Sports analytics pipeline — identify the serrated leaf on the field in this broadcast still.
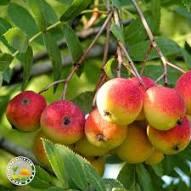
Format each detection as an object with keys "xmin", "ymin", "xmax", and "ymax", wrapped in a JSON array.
[
  {"xmin": 136, "ymin": 164, "xmax": 155, "ymax": 191},
  {"xmin": 117, "ymin": 163, "xmax": 136, "ymax": 189},
  {"xmin": 60, "ymin": 0, "xmax": 92, "ymax": 21},
  {"xmin": 43, "ymin": 139, "xmax": 106, "ymax": 191},
  {"xmin": 20, "ymin": 46, "xmax": 33, "ymax": 90},
  {"xmin": 0, "ymin": 0, "xmax": 10, "ymax": 5},
  {"xmin": 111, "ymin": 24, "xmax": 125, "ymax": 44},
  {"xmin": 8, "ymin": 3, "xmax": 39, "ymax": 38},
  {"xmin": 63, "ymin": 24, "xmax": 83, "ymax": 62},
  {"xmin": 4, "ymin": 27, "xmax": 28, "ymax": 52},
  {"xmin": 30, "ymin": 166, "xmax": 53, "ymax": 189},
  {"xmin": 43, "ymin": 32, "xmax": 62, "ymax": 82},
  {"xmin": 0, "ymin": 53, "xmax": 13, "ymax": 71},
  {"xmin": 28, "ymin": 0, "xmax": 57, "ymax": 30},
  {"xmin": 0, "ymin": 18, "xmax": 12, "ymax": 36}
]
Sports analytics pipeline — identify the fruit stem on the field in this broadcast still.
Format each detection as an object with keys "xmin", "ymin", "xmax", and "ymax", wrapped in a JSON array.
[
  {"xmin": 61, "ymin": 11, "xmax": 113, "ymax": 100},
  {"xmin": 39, "ymin": 79, "xmax": 67, "ymax": 94}
]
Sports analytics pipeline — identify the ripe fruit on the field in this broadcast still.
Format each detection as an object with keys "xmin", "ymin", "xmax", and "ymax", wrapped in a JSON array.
[
  {"xmin": 130, "ymin": 76, "xmax": 155, "ymax": 121},
  {"xmin": 176, "ymin": 71, "xmax": 191, "ymax": 114},
  {"xmin": 6, "ymin": 91, "xmax": 46, "ymax": 132},
  {"xmin": 144, "ymin": 86, "xmax": 185, "ymax": 130},
  {"xmin": 145, "ymin": 149, "xmax": 164, "ymax": 165},
  {"xmin": 147, "ymin": 117, "xmax": 191, "ymax": 155},
  {"xmin": 41, "ymin": 100, "xmax": 85, "ymax": 144},
  {"xmin": 85, "ymin": 109, "xmax": 127, "ymax": 149},
  {"xmin": 74, "ymin": 138, "xmax": 109, "ymax": 157},
  {"xmin": 86, "ymin": 157, "xmax": 105, "ymax": 176},
  {"xmin": 96, "ymin": 78, "xmax": 143, "ymax": 125},
  {"xmin": 116, "ymin": 124, "xmax": 153, "ymax": 163},
  {"xmin": 32, "ymin": 132, "xmax": 50, "ymax": 167}
]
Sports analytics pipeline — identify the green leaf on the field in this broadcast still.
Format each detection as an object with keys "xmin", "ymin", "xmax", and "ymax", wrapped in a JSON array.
[
  {"xmin": 117, "ymin": 163, "xmax": 136, "ymax": 189},
  {"xmin": 20, "ymin": 46, "xmax": 33, "ymax": 90},
  {"xmin": 0, "ymin": 53, "xmax": 13, "ymax": 71},
  {"xmin": 8, "ymin": 3, "xmax": 39, "ymax": 38},
  {"xmin": 111, "ymin": 24, "xmax": 125, "ymax": 44},
  {"xmin": 104, "ymin": 179, "xmax": 127, "ymax": 191},
  {"xmin": 0, "ymin": 0, "xmax": 10, "ymax": 5},
  {"xmin": 43, "ymin": 139, "xmax": 106, "ymax": 191},
  {"xmin": 4, "ymin": 27, "xmax": 28, "ymax": 52},
  {"xmin": 0, "ymin": 18, "xmax": 11, "ymax": 36},
  {"xmin": 112, "ymin": 0, "xmax": 131, "ymax": 8},
  {"xmin": 30, "ymin": 166, "xmax": 53, "ymax": 189},
  {"xmin": 72, "ymin": 91, "xmax": 94, "ymax": 113},
  {"xmin": 124, "ymin": 19, "xmax": 147, "ymax": 45},
  {"xmin": 48, "ymin": 187, "xmax": 77, "ymax": 191},
  {"xmin": 150, "ymin": 0, "xmax": 161, "ymax": 31},
  {"xmin": 63, "ymin": 24, "xmax": 83, "ymax": 62},
  {"xmin": 60, "ymin": 0, "xmax": 92, "ymax": 21},
  {"xmin": 43, "ymin": 32, "xmax": 62, "ymax": 82},
  {"xmin": 136, "ymin": 164, "xmax": 155, "ymax": 191},
  {"xmin": 129, "ymin": 37, "xmax": 181, "ymax": 61},
  {"xmin": 104, "ymin": 58, "xmax": 116, "ymax": 79},
  {"xmin": 27, "ymin": 0, "xmax": 57, "ymax": 30}
]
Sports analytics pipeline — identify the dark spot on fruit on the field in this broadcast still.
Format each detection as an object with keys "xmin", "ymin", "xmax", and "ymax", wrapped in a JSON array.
[
  {"xmin": 177, "ymin": 119, "xmax": 182, "ymax": 125},
  {"xmin": 21, "ymin": 98, "xmax": 31, "ymax": 105},
  {"xmin": 94, "ymin": 156, "xmax": 100, "ymax": 160},
  {"xmin": 104, "ymin": 111, "xmax": 111, "ymax": 117},
  {"xmin": 96, "ymin": 134, "xmax": 105, "ymax": 142},
  {"xmin": 173, "ymin": 144, "xmax": 179, "ymax": 151},
  {"xmin": 63, "ymin": 117, "xmax": 71, "ymax": 126}
]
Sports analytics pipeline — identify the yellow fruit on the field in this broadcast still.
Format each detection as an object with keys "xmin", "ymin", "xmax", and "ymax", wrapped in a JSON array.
[
  {"xmin": 145, "ymin": 150, "xmax": 164, "ymax": 165},
  {"xmin": 116, "ymin": 124, "xmax": 153, "ymax": 163}
]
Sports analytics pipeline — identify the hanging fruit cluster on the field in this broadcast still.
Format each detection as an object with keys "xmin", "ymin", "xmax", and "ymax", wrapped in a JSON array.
[{"xmin": 5, "ymin": 71, "xmax": 191, "ymax": 175}]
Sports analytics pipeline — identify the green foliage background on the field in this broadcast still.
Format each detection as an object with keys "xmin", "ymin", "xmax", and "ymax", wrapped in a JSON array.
[{"xmin": 0, "ymin": 0, "xmax": 191, "ymax": 190}]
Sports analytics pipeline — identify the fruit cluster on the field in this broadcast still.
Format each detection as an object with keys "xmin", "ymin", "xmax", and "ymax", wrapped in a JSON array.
[{"xmin": 5, "ymin": 71, "xmax": 191, "ymax": 175}]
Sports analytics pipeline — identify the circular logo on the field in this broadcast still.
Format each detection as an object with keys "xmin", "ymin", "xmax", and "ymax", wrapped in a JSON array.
[{"xmin": 6, "ymin": 156, "xmax": 36, "ymax": 186}]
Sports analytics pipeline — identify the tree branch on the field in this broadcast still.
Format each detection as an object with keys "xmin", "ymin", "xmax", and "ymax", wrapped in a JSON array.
[{"xmin": 0, "ymin": 137, "xmax": 38, "ymax": 164}]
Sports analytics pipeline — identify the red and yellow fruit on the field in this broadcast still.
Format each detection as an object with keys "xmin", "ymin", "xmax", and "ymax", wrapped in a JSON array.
[
  {"xmin": 6, "ymin": 91, "xmax": 46, "ymax": 132},
  {"xmin": 176, "ymin": 71, "xmax": 191, "ymax": 115},
  {"xmin": 147, "ymin": 117, "xmax": 191, "ymax": 155},
  {"xmin": 130, "ymin": 76, "xmax": 155, "ymax": 121},
  {"xmin": 41, "ymin": 100, "xmax": 85, "ymax": 144},
  {"xmin": 96, "ymin": 78, "xmax": 143, "ymax": 125},
  {"xmin": 85, "ymin": 109, "xmax": 127, "ymax": 149},
  {"xmin": 144, "ymin": 86, "xmax": 185, "ymax": 130}
]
